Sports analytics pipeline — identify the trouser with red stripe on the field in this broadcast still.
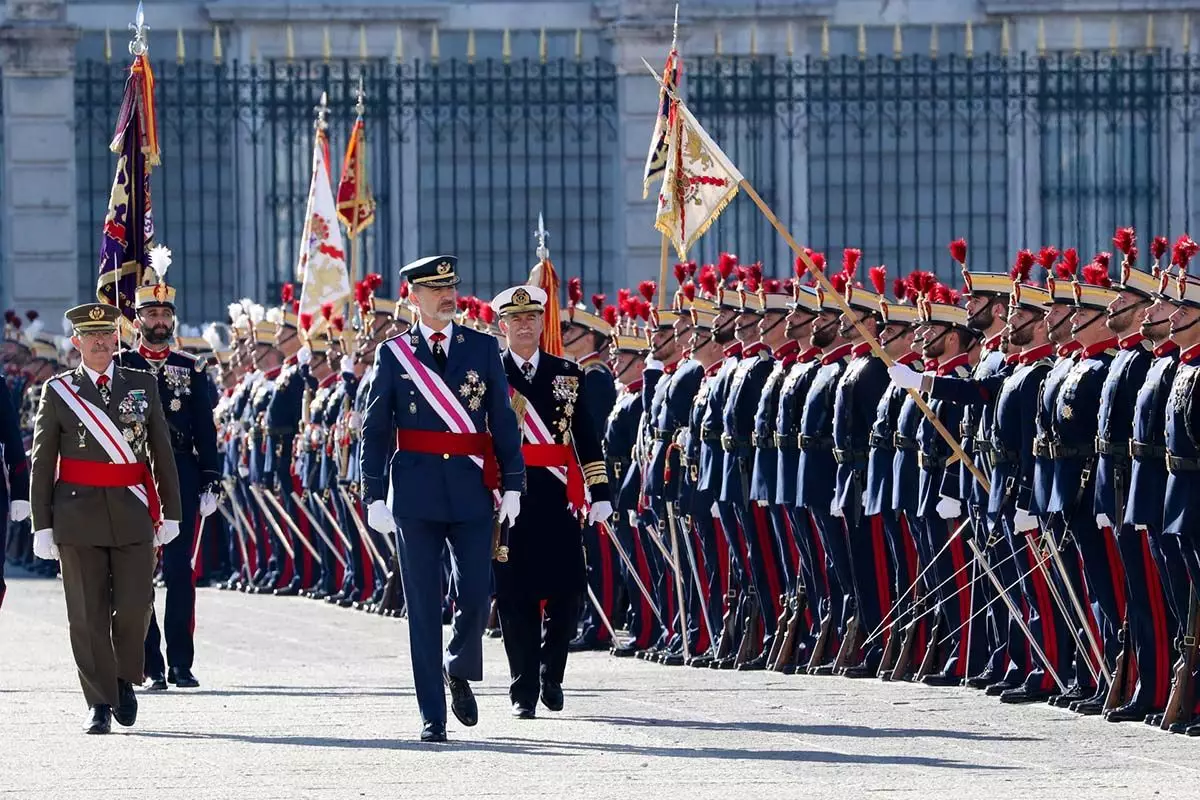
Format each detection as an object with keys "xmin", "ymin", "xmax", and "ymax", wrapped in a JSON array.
[
  {"xmin": 715, "ymin": 499, "xmax": 776, "ymax": 656},
  {"xmin": 878, "ymin": 510, "xmax": 917, "ymax": 647},
  {"xmin": 842, "ymin": 511, "xmax": 893, "ymax": 669},
  {"xmin": 809, "ymin": 506, "xmax": 850, "ymax": 657},
  {"xmin": 1117, "ymin": 524, "xmax": 1175, "ymax": 710},
  {"xmin": 1048, "ymin": 512, "xmax": 1102, "ymax": 693},
  {"xmin": 790, "ymin": 506, "xmax": 831, "ymax": 651},
  {"xmin": 734, "ymin": 500, "xmax": 788, "ymax": 652},
  {"xmin": 1069, "ymin": 508, "xmax": 1126, "ymax": 681},
  {"xmin": 638, "ymin": 509, "xmax": 678, "ymax": 650},
  {"xmin": 613, "ymin": 515, "xmax": 658, "ymax": 648},
  {"xmin": 1007, "ymin": 518, "xmax": 1067, "ymax": 692},
  {"xmin": 1150, "ymin": 529, "xmax": 1192, "ymax": 642},
  {"xmin": 691, "ymin": 487, "xmax": 724, "ymax": 655},
  {"xmin": 969, "ymin": 512, "xmax": 1012, "ymax": 681},
  {"xmin": 145, "ymin": 457, "xmax": 201, "ymax": 675},
  {"xmin": 578, "ymin": 522, "xmax": 617, "ymax": 645}
]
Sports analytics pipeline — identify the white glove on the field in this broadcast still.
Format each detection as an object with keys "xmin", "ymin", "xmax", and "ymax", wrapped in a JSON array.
[
  {"xmin": 297, "ymin": 346, "xmax": 312, "ymax": 366},
  {"xmin": 830, "ymin": 499, "xmax": 843, "ymax": 518},
  {"xmin": 936, "ymin": 496, "xmax": 962, "ymax": 520},
  {"xmin": 367, "ymin": 499, "xmax": 397, "ymax": 534},
  {"xmin": 199, "ymin": 491, "xmax": 218, "ymax": 519},
  {"xmin": 628, "ymin": 509, "xmax": 639, "ymax": 527},
  {"xmin": 348, "ymin": 411, "xmax": 363, "ymax": 431},
  {"xmin": 1096, "ymin": 513, "xmax": 1112, "ymax": 530},
  {"xmin": 33, "ymin": 529, "xmax": 58, "ymax": 560},
  {"xmin": 888, "ymin": 363, "xmax": 924, "ymax": 390},
  {"xmin": 154, "ymin": 520, "xmax": 181, "ymax": 547},
  {"xmin": 497, "ymin": 490, "xmax": 522, "ymax": 527},
  {"xmin": 9, "ymin": 499, "xmax": 30, "ymax": 522},
  {"xmin": 587, "ymin": 500, "xmax": 614, "ymax": 526},
  {"xmin": 237, "ymin": 463, "xmax": 250, "ymax": 478},
  {"xmin": 1013, "ymin": 508, "xmax": 1038, "ymax": 533}
]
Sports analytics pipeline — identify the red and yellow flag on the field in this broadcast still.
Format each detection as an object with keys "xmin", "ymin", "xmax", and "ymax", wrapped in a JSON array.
[{"xmin": 336, "ymin": 117, "xmax": 375, "ymax": 237}]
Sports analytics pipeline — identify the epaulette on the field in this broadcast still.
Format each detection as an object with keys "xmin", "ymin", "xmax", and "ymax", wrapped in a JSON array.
[{"xmin": 116, "ymin": 365, "xmax": 152, "ymax": 377}]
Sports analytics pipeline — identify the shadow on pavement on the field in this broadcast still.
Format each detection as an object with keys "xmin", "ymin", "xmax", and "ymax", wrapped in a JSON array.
[{"xmin": 573, "ymin": 715, "xmax": 1041, "ymax": 743}]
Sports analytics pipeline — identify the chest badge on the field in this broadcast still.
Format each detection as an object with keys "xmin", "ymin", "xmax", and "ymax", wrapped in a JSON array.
[
  {"xmin": 169, "ymin": 397, "xmax": 182, "ymax": 412},
  {"xmin": 459, "ymin": 369, "xmax": 486, "ymax": 411}
]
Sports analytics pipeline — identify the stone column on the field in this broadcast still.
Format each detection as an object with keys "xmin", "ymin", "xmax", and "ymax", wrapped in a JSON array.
[{"xmin": 0, "ymin": 1, "xmax": 80, "ymax": 328}]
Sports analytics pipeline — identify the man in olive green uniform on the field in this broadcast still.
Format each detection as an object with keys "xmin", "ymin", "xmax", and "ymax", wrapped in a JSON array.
[{"xmin": 30, "ymin": 303, "xmax": 182, "ymax": 734}]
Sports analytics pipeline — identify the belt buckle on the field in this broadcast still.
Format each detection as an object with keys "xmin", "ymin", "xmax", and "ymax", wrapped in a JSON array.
[
  {"xmin": 720, "ymin": 433, "xmax": 734, "ymax": 451},
  {"xmin": 1184, "ymin": 635, "xmax": 1198, "ymax": 648},
  {"xmin": 773, "ymin": 433, "xmax": 783, "ymax": 448},
  {"xmin": 689, "ymin": 464, "xmax": 698, "ymax": 482}
]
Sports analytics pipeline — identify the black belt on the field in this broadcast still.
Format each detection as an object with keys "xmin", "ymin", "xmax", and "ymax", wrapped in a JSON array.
[
  {"xmin": 893, "ymin": 433, "xmax": 917, "ymax": 451},
  {"xmin": 774, "ymin": 431, "xmax": 798, "ymax": 450},
  {"xmin": 800, "ymin": 434, "xmax": 833, "ymax": 452},
  {"xmin": 869, "ymin": 431, "xmax": 894, "ymax": 449},
  {"xmin": 1033, "ymin": 434, "xmax": 1051, "ymax": 458},
  {"xmin": 917, "ymin": 452, "xmax": 946, "ymax": 470},
  {"xmin": 1095, "ymin": 436, "xmax": 1129, "ymax": 457},
  {"xmin": 266, "ymin": 426, "xmax": 296, "ymax": 438},
  {"xmin": 988, "ymin": 445, "xmax": 1020, "ymax": 465},
  {"xmin": 1166, "ymin": 452, "xmax": 1200, "ymax": 473},
  {"xmin": 700, "ymin": 428, "xmax": 721, "ymax": 444},
  {"xmin": 652, "ymin": 429, "xmax": 675, "ymax": 442},
  {"xmin": 1131, "ymin": 441, "xmax": 1166, "ymax": 460},
  {"xmin": 751, "ymin": 432, "xmax": 776, "ymax": 450},
  {"xmin": 1049, "ymin": 442, "xmax": 1094, "ymax": 459},
  {"xmin": 721, "ymin": 434, "xmax": 750, "ymax": 452},
  {"xmin": 833, "ymin": 448, "xmax": 867, "ymax": 465}
]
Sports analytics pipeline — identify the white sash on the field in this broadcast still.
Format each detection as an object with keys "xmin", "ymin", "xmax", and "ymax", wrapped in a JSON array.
[
  {"xmin": 510, "ymin": 386, "xmax": 568, "ymax": 487},
  {"xmin": 49, "ymin": 378, "xmax": 149, "ymax": 507}
]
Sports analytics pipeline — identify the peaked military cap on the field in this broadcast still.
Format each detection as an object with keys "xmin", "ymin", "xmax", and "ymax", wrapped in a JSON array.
[
  {"xmin": 492, "ymin": 285, "xmax": 547, "ymax": 315},
  {"xmin": 401, "ymin": 255, "xmax": 460, "ymax": 288},
  {"xmin": 66, "ymin": 302, "xmax": 121, "ymax": 334},
  {"xmin": 135, "ymin": 245, "xmax": 177, "ymax": 311}
]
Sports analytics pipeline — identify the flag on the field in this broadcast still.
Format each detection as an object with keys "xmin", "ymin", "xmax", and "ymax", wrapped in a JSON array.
[
  {"xmin": 336, "ymin": 117, "xmax": 375, "ymax": 237},
  {"xmin": 97, "ymin": 51, "xmax": 160, "ymax": 321},
  {"xmin": 655, "ymin": 100, "xmax": 744, "ymax": 260},
  {"xmin": 642, "ymin": 48, "xmax": 680, "ymax": 199},
  {"xmin": 297, "ymin": 129, "xmax": 351, "ymax": 317},
  {"xmin": 528, "ymin": 257, "xmax": 563, "ymax": 356}
]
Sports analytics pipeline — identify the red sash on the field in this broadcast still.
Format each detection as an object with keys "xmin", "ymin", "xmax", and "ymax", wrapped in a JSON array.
[
  {"xmin": 59, "ymin": 457, "xmax": 162, "ymax": 524},
  {"xmin": 394, "ymin": 429, "xmax": 500, "ymax": 491},
  {"xmin": 522, "ymin": 443, "xmax": 585, "ymax": 509}
]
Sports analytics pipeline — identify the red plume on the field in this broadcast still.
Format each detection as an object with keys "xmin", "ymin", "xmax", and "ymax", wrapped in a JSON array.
[
  {"xmin": 685, "ymin": 260, "xmax": 698, "ymax": 277},
  {"xmin": 829, "ymin": 270, "xmax": 849, "ymax": 295},
  {"xmin": 907, "ymin": 270, "xmax": 936, "ymax": 297},
  {"xmin": 1035, "ymin": 246, "xmax": 1059, "ymax": 271},
  {"xmin": 638, "ymin": 280, "xmax": 657, "ymax": 302},
  {"xmin": 673, "ymin": 263, "xmax": 687, "ymax": 283},
  {"xmin": 591, "ymin": 293, "xmax": 606, "ymax": 311},
  {"xmin": 291, "ymin": 301, "xmax": 300, "ymax": 316},
  {"xmin": 637, "ymin": 299, "xmax": 651, "ymax": 321},
  {"xmin": 1152, "ymin": 235, "xmax": 1169, "ymax": 262},
  {"xmin": 763, "ymin": 278, "xmax": 781, "ymax": 294},
  {"xmin": 1082, "ymin": 262, "xmax": 1112, "ymax": 288},
  {"xmin": 868, "ymin": 265, "xmax": 887, "ymax": 294},
  {"xmin": 842, "ymin": 248, "xmax": 862, "ymax": 278},
  {"xmin": 456, "ymin": 296, "xmax": 471, "ymax": 313},
  {"xmin": 281, "ymin": 283, "xmax": 295, "ymax": 304},
  {"xmin": 601, "ymin": 305, "xmax": 618, "ymax": 326},
  {"xmin": 299, "ymin": 312, "xmax": 313, "ymax": 331},
  {"xmin": 1113, "ymin": 227, "xmax": 1136, "ymax": 256},
  {"xmin": 480, "ymin": 304, "xmax": 496, "ymax": 324},
  {"xmin": 365, "ymin": 273, "xmax": 384, "ymax": 291},
  {"xmin": 718, "ymin": 252, "xmax": 738, "ymax": 280},
  {"xmin": 948, "ymin": 238, "xmax": 968, "ymax": 265},
  {"xmin": 354, "ymin": 281, "xmax": 370, "ymax": 305},
  {"xmin": 681, "ymin": 282, "xmax": 696, "ymax": 301},
  {"xmin": 1010, "ymin": 249, "xmax": 1035, "ymax": 282},
  {"xmin": 568, "ymin": 277, "xmax": 583, "ymax": 305},
  {"xmin": 698, "ymin": 266, "xmax": 719, "ymax": 296},
  {"xmin": 332, "ymin": 315, "xmax": 345, "ymax": 332},
  {"xmin": 617, "ymin": 288, "xmax": 631, "ymax": 305},
  {"xmin": 398, "ymin": 281, "xmax": 410, "ymax": 299},
  {"xmin": 746, "ymin": 262, "xmax": 763, "ymax": 286},
  {"xmin": 1093, "ymin": 251, "xmax": 1112, "ymax": 271},
  {"xmin": 780, "ymin": 278, "xmax": 795, "ymax": 296},
  {"xmin": 892, "ymin": 277, "xmax": 907, "ymax": 301},
  {"xmin": 320, "ymin": 302, "xmax": 334, "ymax": 320},
  {"xmin": 1058, "ymin": 248, "xmax": 1080, "ymax": 279},
  {"xmin": 1173, "ymin": 236, "xmax": 1200, "ymax": 270},
  {"xmin": 466, "ymin": 299, "xmax": 480, "ymax": 321}
]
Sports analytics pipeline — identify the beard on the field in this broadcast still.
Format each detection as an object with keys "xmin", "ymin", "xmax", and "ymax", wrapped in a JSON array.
[
  {"xmin": 1009, "ymin": 321, "xmax": 1035, "ymax": 348},
  {"xmin": 142, "ymin": 323, "xmax": 173, "ymax": 346},
  {"xmin": 968, "ymin": 302, "xmax": 995, "ymax": 332},
  {"xmin": 811, "ymin": 323, "xmax": 836, "ymax": 349}
]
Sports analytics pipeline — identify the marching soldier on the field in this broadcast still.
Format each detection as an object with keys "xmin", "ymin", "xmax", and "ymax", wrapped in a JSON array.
[
  {"xmin": 116, "ymin": 246, "xmax": 221, "ymax": 691},
  {"xmin": 30, "ymin": 302, "xmax": 182, "ymax": 734},
  {"xmin": 359, "ymin": 255, "xmax": 525, "ymax": 743},
  {"xmin": 0, "ymin": 359, "xmax": 30, "ymax": 608},
  {"xmin": 490, "ymin": 284, "xmax": 612, "ymax": 716}
]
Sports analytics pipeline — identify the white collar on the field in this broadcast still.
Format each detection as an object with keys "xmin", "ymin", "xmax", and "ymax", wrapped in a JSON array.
[
  {"xmin": 511, "ymin": 349, "xmax": 541, "ymax": 376},
  {"xmin": 418, "ymin": 320, "xmax": 453, "ymax": 355},
  {"xmin": 81, "ymin": 361, "xmax": 115, "ymax": 387}
]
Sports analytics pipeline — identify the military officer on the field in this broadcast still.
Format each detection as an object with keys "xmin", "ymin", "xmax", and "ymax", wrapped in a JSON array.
[
  {"xmin": 359, "ymin": 255, "xmax": 525, "ymax": 743},
  {"xmin": 30, "ymin": 302, "xmax": 182, "ymax": 734},
  {"xmin": 0, "ymin": 356, "xmax": 31, "ymax": 608},
  {"xmin": 116, "ymin": 245, "xmax": 220, "ymax": 691}
]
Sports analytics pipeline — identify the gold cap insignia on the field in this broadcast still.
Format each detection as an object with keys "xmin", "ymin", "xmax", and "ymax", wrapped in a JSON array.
[
  {"xmin": 89, "ymin": 307, "xmax": 105, "ymax": 321},
  {"xmin": 437, "ymin": 261, "xmax": 451, "ymax": 274},
  {"xmin": 513, "ymin": 288, "xmax": 531, "ymax": 306}
]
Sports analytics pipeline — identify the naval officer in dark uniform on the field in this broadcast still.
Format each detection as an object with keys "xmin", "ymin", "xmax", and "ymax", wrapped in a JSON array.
[
  {"xmin": 116, "ymin": 245, "xmax": 221, "ymax": 691},
  {"xmin": 491, "ymin": 285, "xmax": 612, "ymax": 717},
  {"xmin": 360, "ymin": 255, "xmax": 525, "ymax": 743}
]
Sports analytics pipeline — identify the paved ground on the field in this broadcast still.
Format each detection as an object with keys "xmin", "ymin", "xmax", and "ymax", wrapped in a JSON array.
[{"xmin": 2, "ymin": 571, "xmax": 1196, "ymax": 799}]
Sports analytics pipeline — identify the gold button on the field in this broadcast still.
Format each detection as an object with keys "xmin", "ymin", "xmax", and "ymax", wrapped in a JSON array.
[{"xmin": 443, "ymin": 453, "xmax": 450, "ymax": 460}]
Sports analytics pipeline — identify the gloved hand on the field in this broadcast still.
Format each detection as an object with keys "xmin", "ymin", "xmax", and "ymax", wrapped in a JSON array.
[
  {"xmin": 830, "ymin": 499, "xmax": 843, "ymax": 518},
  {"xmin": 628, "ymin": 509, "xmax": 639, "ymax": 528},
  {"xmin": 1013, "ymin": 508, "xmax": 1038, "ymax": 533},
  {"xmin": 587, "ymin": 500, "xmax": 614, "ymax": 526},
  {"xmin": 367, "ymin": 499, "xmax": 397, "ymax": 534},
  {"xmin": 1096, "ymin": 513, "xmax": 1112, "ymax": 530},
  {"xmin": 887, "ymin": 363, "xmax": 923, "ymax": 390},
  {"xmin": 297, "ymin": 346, "xmax": 312, "ymax": 366},
  {"xmin": 497, "ymin": 490, "xmax": 522, "ymax": 527},
  {"xmin": 237, "ymin": 463, "xmax": 250, "ymax": 478},
  {"xmin": 154, "ymin": 520, "xmax": 181, "ymax": 547},
  {"xmin": 9, "ymin": 499, "xmax": 30, "ymax": 522},
  {"xmin": 199, "ymin": 491, "xmax": 218, "ymax": 519},
  {"xmin": 935, "ymin": 496, "xmax": 962, "ymax": 520},
  {"xmin": 33, "ymin": 529, "xmax": 58, "ymax": 560}
]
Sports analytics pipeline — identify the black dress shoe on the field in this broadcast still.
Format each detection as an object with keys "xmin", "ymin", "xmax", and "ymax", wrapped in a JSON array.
[
  {"xmin": 966, "ymin": 671, "xmax": 999, "ymax": 690},
  {"xmin": 1105, "ymin": 703, "xmax": 1157, "ymax": 723},
  {"xmin": 1000, "ymin": 686, "xmax": 1056, "ymax": 704},
  {"xmin": 146, "ymin": 673, "xmax": 168, "ymax": 691},
  {"xmin": 274, "ymin": 584, "xmax": 300, "ymax": 597},
  {"xmin": 1145, "ymin": 713, "xmax": 1165, "ymax": 727},
  {"xmin": 512, "ymin": 702, "xmax": 536, "ymax": 719},
  {"xmin": 420, "ymin": 721, "xmax": 447, "ymax": 742},
  {"xmin": 85, "ymin": 705, "xmax": 112, "ymax": 735},
  {"xmin": 568, "ymin": 637, "xmax": 605, "ymax": 652},
  {"xmin": 1072, "ymin": 699, "xmax": 1105, "ymax": 716},
  {"xmin": 687, "ymin": 656, "xmax": 713, "ymax": 668},
  {"xmin": 611, "ymin": 644, "xmax": 639, "ymax": 658},
  {"xmin": 338, "ymin": 596, "xmax": 356, "ymax": 608},
  {"xmin": 661, "ymin": 652, "xmax": 685, "ymax": 667},
  {"xmin": 737, "ymin": 655, "xmax": 767, "ymax": 672},
  {"xmin": 984, "ymin": 680, "xmax": 1015, "ymax": 697},
  {"xmin": 843, "ymin": 665, "xmax": 878, "ymax": 679},
  {"xmin": 922, "ymin": 673, "xmax": 964, "ymax": 687},
  {"xmin": 811, "ymin": 662, "xmax": 837, "ymax": 676},
  {"xmin": 540, "ymin": 681, "xmax": 564, "ymax": 711},
  {"xmin": 113, "ymin": 680, "xmax": 138, "ymax": 727},
  {"xmin": 1050, "ymin": 683, "xmax": 1092, "ymax": 708},
  {"xmin": 168, "ymin": 667, "xmax": 200, "ymax": 688},
  {"xmin": 444, "ymin": 669, "xmax": 478, "ymax": 727}
]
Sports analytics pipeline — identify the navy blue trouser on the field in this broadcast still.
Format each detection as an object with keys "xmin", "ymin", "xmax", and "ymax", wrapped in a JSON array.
[{"xmin": 146, "ymin": 458, "xmax": 201, "ymax": 674}]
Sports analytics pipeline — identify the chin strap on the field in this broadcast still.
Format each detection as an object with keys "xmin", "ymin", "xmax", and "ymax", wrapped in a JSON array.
[
  {"xmin": 1172, "ymin": 316, "xmax": 1200, "ymax": 337},
  {"xmin": 1073, "ymin": 309, "xmax": 1106, "ymax": 337}
]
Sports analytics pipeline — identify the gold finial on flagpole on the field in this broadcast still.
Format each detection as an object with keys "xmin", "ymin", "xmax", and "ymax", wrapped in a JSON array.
[
  {"xmin": 502, "ymin": 28, "xmax": 511, "ymax": 64},
  {"xmin": 105, "ymin": 27, "xmax": 112, "ymax": 62},
  {"xmin": 431, "ymin": 26, "xmax": 440, "ymax": 64},
  {"xmin": 857, "ymin": 24, "xmax": 866, "ymax": 59},
  {"xmin": 575, "ymin": 28, "xmax": 583, "ymax": 61},
  {"xmin": 1037, "ymin": 18, "xmax": 1046, "ymax": 57},
  {"xmin": 176, "ymin": 27, "xmax": 185, "ymax": 64},
  {"xmin": 323, "ymin": 26, "xmax": 332, "ymax": 63},
  {"xmin": 394, "ymin": 25, "xmax": 404, "ymax": 63},
  {"xmin": 539, "ymin": 27, "xmax": 547, "ymax": 63},
  {"xmin": 1110, "ymin": 17, "xmax": 1119, "ymax": 54},
  {"xmin": 821, "ymin": 21, "xmax": 830, "ymax": 59},
  {"xmin": 965, "ymin": 20, "xmax": 974, "ymax": 59},
  {"xmin": 929, "ymin": 24, "xmax": 939, "ymax": 59},
  {"xmin": 1074, "ymin": 17, "xmax": 1083, "ymax": 55},
  {"xmin": 129, "ymin": 1, "xmax": 149, "ymax": 57},
  {"xmin": 467, "ymin": 29, "xmax": 476, "ymax": 64},
  {"xmin": 1001, "ymin": 18, "xmax": 1011, "ymax": 57},
  {"xmin": 893, "ymin": 23, "xmax": 902, "ymax": 60},
  {"xmin": 213, "ymin": 26, "xmax": 223, "ymax": 64},
  {"xmin": 286, "ymin": 25, "xmax": 295, "ymax": 62},
  {"xmin": 786, "ymin": 22, "xmax": 794, "ymax": 57},
  {"xmin": 1146, "ymin": 15, "xmax": 1155, "ymax": 52},
  {"xmin": 359, "ymin": 24, "xmax": 369, "ymax": 61}
]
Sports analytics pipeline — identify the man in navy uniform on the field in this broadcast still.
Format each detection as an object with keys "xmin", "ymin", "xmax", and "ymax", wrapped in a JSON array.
[
  {"xmin": 117, "ymin": 245, "xmax": 220, "ymax": 690},
  {"xmin": 0, "ymin": 362, "xmax": 30, "ymax": 608},
  {"xmin": 360, "ymin": 255, "xmax": 524, "ymax": 743},
  {"xmin": 491, "ymin": 284, "xmax": 612, "ymax": 717}
]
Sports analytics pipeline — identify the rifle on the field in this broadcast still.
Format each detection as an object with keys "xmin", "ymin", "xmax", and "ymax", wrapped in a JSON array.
[
  {"xmin": 771, "ymin": 589, "xmax": 807, "ymax": 673},
  {"xmin": 1162, "ymin": 588, "xmax": 1199, "ymax": 730},
  {"xmin": 805, "ymin": 611, "xmax": 834, "ymax": 673},
  {"xmin": 765, "ymin": 592, "xmax": 791, "ymax": 669}
]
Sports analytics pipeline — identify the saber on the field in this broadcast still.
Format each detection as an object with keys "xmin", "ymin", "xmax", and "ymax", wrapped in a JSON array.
[
  {"xmin": 256, "ymin": 485, "xmax": 325, "ymax": 565},
  {"xmin": 1025, "ymin": 530, "xmax": 1103, "ymax": 684},
  {"xmin": 216, "ymin": 500, "xmax": 252, "ymax": 580},
  {"xmin": 669, "ymin": 501, "xmax": 720, "ymax": 658},
  {"xmin": 1042, "ymin": 528, "xmax": 1112, "ymax": 685},
  {"xmin": 339, "ymin": 484, "xmax": 398, "ymax": 559},
  {"xmin": 968, "ymin": 538, "xmax": 1067, "ymax": 692},
  {"xmin": 597, "ymin": 520, "xmax": 667, "ymax": 628},
  {"xmin": 221, "ymin": 478, "xmax": 259, "ymax": 546},
  {"xmin": 662, "ymin": 505, "xmax": 691, "ymax": 662},
  {"xmin": 190, "ymin": 519, "xmax": 205, "ymax": 571},
  {"xmin": 315, "ymin": 490, "xmax": 387, "ymax": 574},
  {"xmin": 287, "ymin": 490, "xmax": 348, "ymax": 569},
  {"xmin": 245, "ymin": 483, "xmax": 296, "ymax": 560},
  {"xmin": 582, "ymin": 557, "xmax": 623, "ymax": 646}
]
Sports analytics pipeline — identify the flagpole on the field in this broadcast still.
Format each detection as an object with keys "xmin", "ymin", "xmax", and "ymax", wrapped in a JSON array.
[
  {"xmin": 657, "ymin": 236, "xmax": 670, "ymax": 310},
  {"xmin": 351, "ymin": 77, "xmax": 365, "ymax": 287}
]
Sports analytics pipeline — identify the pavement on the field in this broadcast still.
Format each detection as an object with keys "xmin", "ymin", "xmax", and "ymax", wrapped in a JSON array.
[{"xmin": 2, "ymin": 571, "xmax": 1197, "ymax": 800}]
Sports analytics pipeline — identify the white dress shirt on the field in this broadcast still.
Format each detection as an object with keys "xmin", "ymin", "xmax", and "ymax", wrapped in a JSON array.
[
  {"xmin": 418, "ymin": 320, "xmax": 453, "ymax": 357},
  {"xmin": 510, "ymin": 349, "xmax": 541, "ymax": 379},
  {"xmin": 81, "ymin": 361, "xmax": 115, "ymax": 389}
]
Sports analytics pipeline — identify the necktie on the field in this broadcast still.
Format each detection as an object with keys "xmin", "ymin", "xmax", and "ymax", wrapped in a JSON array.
[
  {"xmin": 96, "ymin": 374, "xmax": 111, "ymax": 406},
  {"xmin": 430, "ymin": 332, "xmax": 447, "ymax": 372},
  {"xmin": 521, "ymin": 361, "xmax": 535, "ymax": 381}
]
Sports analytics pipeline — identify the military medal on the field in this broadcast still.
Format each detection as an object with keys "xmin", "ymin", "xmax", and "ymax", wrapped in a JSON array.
[
  {"xmin": 77, "ymin": 424, "xmax": 87, "ymax": 449},
  {"xmin": 170, "ymin": 398, "xmax": 182, "ymax": 412},
  {"xmin": 409, "ymin": 402, "xmax": 417, "ymax": 414}
]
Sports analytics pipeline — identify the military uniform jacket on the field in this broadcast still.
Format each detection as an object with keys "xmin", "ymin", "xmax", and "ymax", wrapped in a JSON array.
[
  {"xmin": 359, "ymin": 324, "xmax": 525, "ymax": 524},
  {"xmin": 642, "ymin": 360, "xmax": 678, "ymax": 502},
  {"xmin": 0, "ymin": 376, "xmax": 29, "ymax": 507},
  {"xmin": 797, "ymin": 343, "xmax": 852, "ymax": 510},
  {"xmin": 1126, "ymin": 344, "xmax": 1178, "ymax": 528},
  {"xmin": 604, "ymin": 380, "xmax": 643, "ymax": 513},
  {"xmin": 915, "ymin": 353, "xmax": 972, "ymax": 517},
  {"xmin": 117, "ymin": 348, "xmax": 221, "ymax": 489},
  {"xmin": 264, "ymin": 360, "xmax": 316, "ymax": 487},
  {"xmin": 246, "ymin": 371, "xmax": 274, "ymax": 485},
  {"xmin": 832, "ymin": 345, "xmax": 889, "ymax": 515},
  {"xmin": 1048, "ymin": 338, "xmax": 1119, "ymax": 516},
  {"xmin": 649, "ymin": 359, "xmax": 703, "ymax": 504},
  {"xmin": 579, "ymin": 355, "xmax": 617, "ymax": 442},
  {"xmin": 957, "ymin": 340, "xmax": 1009, "ymax": 507},
  {"xmin": 773, "ymin": 351, "xmax": 822, "ymax": 506},
  {"xmin": 30, "ymin": 365, "xmax": 183, "ymax": 546},
  {"xmin": 681, "ymin": 366, "xmax": 718, "ymax": 513},
  {"xmin": 864, "ymin": 352, "xmax": 922, "ymax": 517},
  {"xmin": 697, "ymin": 344, "xmax": 742, "ymax": 495},
  {"xmin": 496, "ymin": 350, "xmax": 610, "ymax": 598},
  {"xmin": 720, "ymin": 344, "xmax": 776, "ymax": 504},
  {"xmin": 344, "ymin": 364, "xmax": 376, "ymax": 488},
  {"xmin": 1093, "ymin": 336, "xmax": 1152, "ymax": 522},
  {"xmin": 750, "ymin": 341, "xmax": 801, "ymax": 503},
  {"xmin": 1162, "ymin": 343, "xmax": 1200, "ymax": 536},
  {"xmin": 1032, "ymin": 345, "xmax": 1081, "ymax": 515}
]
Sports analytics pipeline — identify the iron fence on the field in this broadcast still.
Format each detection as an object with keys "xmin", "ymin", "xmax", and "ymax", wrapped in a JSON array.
[
  {"xmin": 689, "ymin": 51, "xmax": 1200, "ymax": 283},
  {"xmin": 76, "ymin": 56, "xmax": 619, "ymax": 323}
]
